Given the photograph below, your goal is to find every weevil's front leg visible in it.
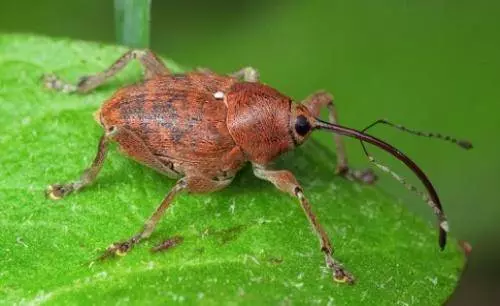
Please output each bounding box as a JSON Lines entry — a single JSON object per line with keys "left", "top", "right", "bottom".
{"left": 43, "top": 49, "right": 169, "bottom": 94}
{"left": 253, "top": 164, "right": 354, "bottom": 284}
{"left": 230, "top": 67, "right": 259, "bottom": 82}
{"left": 46, "top": 134, "right": 109, "bottom": 200}
{"left": 303, "top": 91, "right": 377, "bottom": 184}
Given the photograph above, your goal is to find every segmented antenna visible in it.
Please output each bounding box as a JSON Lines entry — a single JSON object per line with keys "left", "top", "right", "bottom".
{"left": 362, "top": 119, "right": 472, "bottom": 150}
{"left": 359, "top": 141, "right": 449, "bottom": 232}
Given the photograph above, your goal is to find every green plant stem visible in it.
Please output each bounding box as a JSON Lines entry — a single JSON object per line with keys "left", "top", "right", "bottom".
{"left": 114, "top": 0, "right": 151, "bottom": 48}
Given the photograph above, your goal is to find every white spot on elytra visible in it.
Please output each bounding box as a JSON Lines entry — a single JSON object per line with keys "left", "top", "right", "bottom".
{"left": 213, "top": 91, "right": 225, "bottom": 99}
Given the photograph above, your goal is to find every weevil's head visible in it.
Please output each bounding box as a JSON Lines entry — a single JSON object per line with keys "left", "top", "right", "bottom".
{"left": 226, "top": 82, "right": 314, "bottom": 165}
{"left": 289, "top": 103, "right": 316, "bottom": 144}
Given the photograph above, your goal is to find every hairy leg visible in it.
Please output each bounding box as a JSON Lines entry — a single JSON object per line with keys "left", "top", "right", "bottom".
{"left": 101, "top": 175, "right": 233, "bottom": 257}
{"left": 46, "top": 134, "right": 110, "bottom": 200}
{"left": 253, "top": 164, "right": 355, "bottom": 283}
{"left": 43, "top": 49, "right": 169, "bottom": 93}
{"left": 101, "top": 179, "right": 187, "bottom": 258}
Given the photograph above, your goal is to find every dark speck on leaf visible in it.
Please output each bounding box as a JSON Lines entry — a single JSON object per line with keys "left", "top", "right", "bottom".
{"left": 268, "top": 257, "right": 284, "bottom": 265}
{"left": 208, "top": 225, "right": 246, "bottom": 245}
{"left": 151, "top": 236, "right": 184, "bottom": 252}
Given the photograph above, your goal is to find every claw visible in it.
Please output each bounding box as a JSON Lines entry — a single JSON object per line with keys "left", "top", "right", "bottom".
{"left": 45, "top": 184, "right": 71, "bottom": 200}
{"left": 325, "top": 254, "right": 356, "bottom": 285}
{"left": 98, "top": 239, "right": 137, "bottom": 261}
{"left": 41, "top": 73, "right": 76, "bottom": 93}
{"left": 41, "top": 73, "right": 57, "bottom": 89}
{"left": 114, "top": 243, "right": 131, "bottom": 256}
{"left": 333, "top": 269, "right": 355, "bottom": 284}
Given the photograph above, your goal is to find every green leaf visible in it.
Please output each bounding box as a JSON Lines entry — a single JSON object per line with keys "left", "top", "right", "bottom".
{"left": 0, "top": 34, "right": 463, "bottom": 305}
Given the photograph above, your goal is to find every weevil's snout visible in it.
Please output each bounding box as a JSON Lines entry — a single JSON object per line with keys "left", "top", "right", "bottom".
{"left": 290, "top": 104, "right": 315, "bottom": 144}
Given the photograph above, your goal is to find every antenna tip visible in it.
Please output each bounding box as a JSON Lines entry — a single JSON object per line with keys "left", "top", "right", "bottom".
{"left": 457, "top": 140, "right": 473, "bottom": 150}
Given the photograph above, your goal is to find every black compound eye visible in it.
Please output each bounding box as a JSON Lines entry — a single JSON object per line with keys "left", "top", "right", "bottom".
{"left": 295, "top": 115, "right": 311, "bottom": 136}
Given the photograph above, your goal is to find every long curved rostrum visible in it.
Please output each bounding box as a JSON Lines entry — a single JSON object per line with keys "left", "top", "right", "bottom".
{"left": 314, "top": 118, "right": 448, "bottom": 250}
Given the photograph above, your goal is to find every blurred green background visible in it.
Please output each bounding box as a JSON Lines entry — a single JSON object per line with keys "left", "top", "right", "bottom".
{"left": 1, "top": 0, "right": 499, "bottom": 303}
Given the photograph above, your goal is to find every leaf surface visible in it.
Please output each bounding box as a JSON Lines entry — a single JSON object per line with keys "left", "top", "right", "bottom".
{"left": 0, "top": 34, "right": 463, "bottom": 305}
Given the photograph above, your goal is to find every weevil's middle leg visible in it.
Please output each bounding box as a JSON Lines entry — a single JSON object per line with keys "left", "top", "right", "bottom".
{"left": 101, "top": 179, "right": 187, "bottom": 258}
{"left": 101, "top": 175, "right": 232, "bottom": 258}
{"left": 303, "top": 91, "right": 377, "bottom": 184}
{"left": 43, "top": 49, "right": 169, "bottom": 94}
{"left": 253, "top": 165, "right": 355, "bottom": 284}
{"left": 46, "top": 134, "right": 109, "bottom": 200}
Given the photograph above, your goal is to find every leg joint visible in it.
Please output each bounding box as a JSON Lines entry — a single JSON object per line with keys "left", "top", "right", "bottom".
{"left": 294, "top": 186, "right": 303, "bottom": 197}
{"left": 131, "top": 49, "right": 149, "bottom": 59}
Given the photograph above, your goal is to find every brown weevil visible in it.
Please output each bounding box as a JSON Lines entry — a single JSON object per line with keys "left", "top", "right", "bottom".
{"left": 43, "top": 49, "right": 472, "bottom": 284}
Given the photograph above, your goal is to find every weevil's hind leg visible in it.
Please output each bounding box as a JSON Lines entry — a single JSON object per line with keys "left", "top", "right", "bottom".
{"left": 46, "top": 134, "right": 109, "bottom": 200}
{"left": 253, "top": 164, "right": 355, "bottom": 284}
{"left": 101, "top": 176, "right": 232, "bottom": 258}
{"left": 303, "top": 91, "right": 377, "bottom": 184}
{"left": 43, "top": 49, "right": 169, "bottom": 94}
{"left": 230, "top": 67, "right": 260, "bottom": 82}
